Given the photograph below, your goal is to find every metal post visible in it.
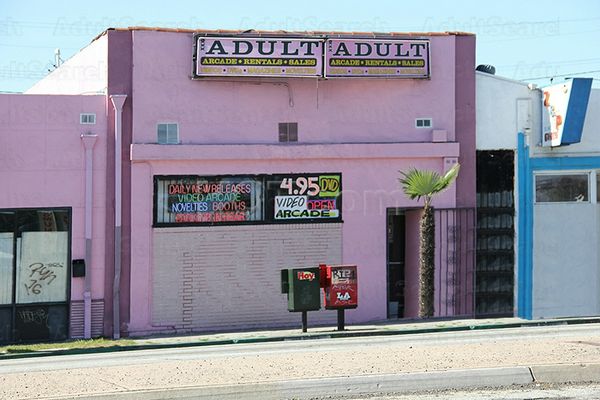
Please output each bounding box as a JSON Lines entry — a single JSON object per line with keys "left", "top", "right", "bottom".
{"left": 337, "top": 309, "right": 345, "bottom": 331}
{"left": 301, "top": 311, "right": 308, "bottom": 333}
{"left": 81, "top": 134, "right": 97, "bottom": 339}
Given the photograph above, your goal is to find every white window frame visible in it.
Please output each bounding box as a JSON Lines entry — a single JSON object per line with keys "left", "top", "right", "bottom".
{"left": 415, "top": 118, "right": 432, "bottom": 129}
{"left": 157, "top": 122, "right": 179, "bottom": 144}
{"left": 533, "top": 170, "right": 591, "bottom": 204}
{"left": 80, "top": 113, "right": 96, "bottom": 125}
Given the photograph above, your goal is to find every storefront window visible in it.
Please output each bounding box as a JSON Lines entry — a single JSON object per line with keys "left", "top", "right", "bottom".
{"left": 154, "top": 176, "right": 263, "bottom": 225}
{"left": 265, "top": 174, "right": 342, "bottom": 221}
{"left": 154, "top": 173, "right": 343, "bottom": 227}
{"left": 0, "top": 209, "right": 70, "bottom": 344}
{"left": 0, "top": 212, "right": 15, "bottom": 305}
{"left": 15, "top": 210, "right": 69, "bottom": 304}
{"left": 535, "top": 174, "right": 589, "bottom": 203}
{"left": 15, "top": 231, "right": 69, "bottom": 304}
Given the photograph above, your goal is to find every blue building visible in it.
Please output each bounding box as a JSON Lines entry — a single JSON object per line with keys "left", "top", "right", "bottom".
{"left": 477, "top": 71, "right": 599, "bottom": 319}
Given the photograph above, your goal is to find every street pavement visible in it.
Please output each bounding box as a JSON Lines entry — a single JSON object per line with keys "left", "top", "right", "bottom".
{"left": 0, "top": 319, "right": 599, "bottom": 399}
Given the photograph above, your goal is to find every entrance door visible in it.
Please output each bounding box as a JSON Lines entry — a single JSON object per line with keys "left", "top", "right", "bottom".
{"left": 386, "top": 209, "right": 405, "bottom": 318}
{"left": 0, "top": 208, "right": 71, "bottom": 344}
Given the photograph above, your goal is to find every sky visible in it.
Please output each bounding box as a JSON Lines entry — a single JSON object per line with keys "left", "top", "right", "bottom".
{"left": 1, "top": 0, "right": 600, "bottom": 92}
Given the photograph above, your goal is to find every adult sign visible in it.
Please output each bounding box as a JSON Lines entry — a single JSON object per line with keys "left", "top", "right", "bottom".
{"left": 194, "top": 36, "right": 323, "bottom": 78}
{"left": 154, "top": 175, "right": 262, "bottom": 225}
{"left": 325, "top": 38, "right": 430, "bottom": 78}
{"left": 154, "top": 173, "right": 342, "bottom": 226}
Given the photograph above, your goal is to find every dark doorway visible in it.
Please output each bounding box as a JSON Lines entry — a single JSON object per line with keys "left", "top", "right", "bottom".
{"left": 386, "top": 209, "right": 405, "bottom": 318}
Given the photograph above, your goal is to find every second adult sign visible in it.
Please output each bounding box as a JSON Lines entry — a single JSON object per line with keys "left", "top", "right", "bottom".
{"left": 195, "top": 36, "right": 323, "bottom": 78}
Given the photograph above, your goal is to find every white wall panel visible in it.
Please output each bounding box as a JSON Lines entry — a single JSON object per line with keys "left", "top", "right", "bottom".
{"left": 533, "top": 203, "right": 599, "bottom": 318}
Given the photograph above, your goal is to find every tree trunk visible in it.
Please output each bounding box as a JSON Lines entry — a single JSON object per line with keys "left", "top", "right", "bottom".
{"left": 419, "top": 202, "right": 435, "bottom": 318}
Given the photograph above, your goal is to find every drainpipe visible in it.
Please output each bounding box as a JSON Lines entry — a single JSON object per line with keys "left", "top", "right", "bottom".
{"left": 110, "top": 94, "right": 127, "bottom": 339}
{"left": 81, "top": 133, "right": 98, "bottom": 339}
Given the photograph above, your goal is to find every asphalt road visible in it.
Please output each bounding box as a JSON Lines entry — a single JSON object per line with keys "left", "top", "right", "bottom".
{"left": 1, "top": 324, "right": 599, "bottom": 399}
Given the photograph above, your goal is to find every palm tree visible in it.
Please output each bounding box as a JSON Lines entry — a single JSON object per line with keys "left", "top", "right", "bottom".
{"left": 399, "top": 164, "right": 460, "bottom": 318}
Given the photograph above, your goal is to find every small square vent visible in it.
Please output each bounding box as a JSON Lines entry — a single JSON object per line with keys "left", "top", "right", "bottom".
{"left": 279, "top": 122, "right": 298, "bottom": 142}
{"left": 157, "top": 123, "right": 179, "bottom": 144}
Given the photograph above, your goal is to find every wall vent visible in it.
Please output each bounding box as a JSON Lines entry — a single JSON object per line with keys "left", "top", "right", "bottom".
{"left": 279, "top": 122, "right": 298, "bottom": 142}
{"left": 157, "top": 123, "right": 179, "bottom": 144}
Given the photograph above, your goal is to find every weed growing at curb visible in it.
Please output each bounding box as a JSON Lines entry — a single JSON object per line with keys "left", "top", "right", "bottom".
{"left": 0, "top": 338, "right": 136, "bottom": 354}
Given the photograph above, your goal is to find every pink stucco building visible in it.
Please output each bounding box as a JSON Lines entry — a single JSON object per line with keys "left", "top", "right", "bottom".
{"left": 0, "top": 28, "right": 475, "bottom": 342}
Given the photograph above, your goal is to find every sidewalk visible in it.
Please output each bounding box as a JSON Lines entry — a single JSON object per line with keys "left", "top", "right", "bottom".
{"left": 133, "top": 315, "right": 600, "bottom": 347}
{"left": 2, "top": 315, "right": 600, "bottom": 360}
{"left": 1, "top": 317, "right": 599, "bottom": 399}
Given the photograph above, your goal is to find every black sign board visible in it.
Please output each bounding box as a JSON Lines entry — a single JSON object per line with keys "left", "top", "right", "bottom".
{"left": 154, "top": 173, "right": 342, "bottom": 227}
{"left": 265, "top": 173, "right": 342, "bottom": 222}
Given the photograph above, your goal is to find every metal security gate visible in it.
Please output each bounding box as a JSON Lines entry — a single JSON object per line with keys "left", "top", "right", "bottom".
{"left": 434, "top": 208, "right": 476, "bottom": 318}
{"left": 476, "top": 150, "right": 515, "bottom": 317}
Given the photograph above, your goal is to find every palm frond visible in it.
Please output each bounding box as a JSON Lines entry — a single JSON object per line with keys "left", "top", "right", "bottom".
{"left": 398, "top": 164, "right": 460, "bottom": 201}
{"left": 434, "top": 164, "right": 461, "bottom": 192}
{"left": 399, "top": 168, "right": 441, "bottom": 201}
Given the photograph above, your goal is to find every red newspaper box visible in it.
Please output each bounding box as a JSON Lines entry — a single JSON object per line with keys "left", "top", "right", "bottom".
{"left": 319, "top": 263, "right": 331, "bottom": 289}
{"left": 325, "top": 265, "right": 358, "bottom": 310}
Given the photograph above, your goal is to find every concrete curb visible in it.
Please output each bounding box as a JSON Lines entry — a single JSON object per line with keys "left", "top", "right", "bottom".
{"left": 51, "top": 364, "right": 600, "bottom": 400}
{"left": 51, "top": 366, "right": 534, "bottom": 399}
{"left": 1, "top": 316, "right": 599, "bottom": 360}
{"left": 531, "top": 363, "right": 600, "bottom": 383}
